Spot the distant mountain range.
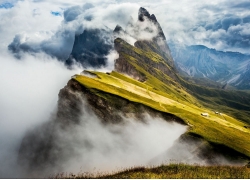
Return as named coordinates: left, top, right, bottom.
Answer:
left=169, top=43, right=250, bottom=89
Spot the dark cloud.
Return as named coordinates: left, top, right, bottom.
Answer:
left=63, top=3, right=94, bottom=22
left=6, top=2, right=139, bottom=62
left=207, top=23, right=250, bottom=50
left=63, top=6, right=83, bottom=22
left=221, top=17, right=241, bottom=30
left=0, top=2, right=14, bottom=9
left=232, top=1, right=250, bottom=9
left=243, top=15, right=250, bottom=23
left=8, top=30, right=75, bottom=60
left=4, top=0, right=250, bottom=59
left=205, top=16, right=243, bottom=31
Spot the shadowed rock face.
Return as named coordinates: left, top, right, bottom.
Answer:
left=138, top=7, right=151, bottom=21
left=113, top=7, right=178, bottom=82
left=138, top=7, right=166, bottom=40
left=66, top=7, right=173, bottom=69
left=66, top=28, right=113, bottom=68
left=114, top=7, right=174, bottom=67
left=136, top=8, right=173, bottom=65
left=114, top=38, right=179, bottom=85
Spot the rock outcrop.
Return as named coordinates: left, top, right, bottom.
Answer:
left=66, top=28, right=113, bottom=68
left=114, top=38, right=180, bottom=86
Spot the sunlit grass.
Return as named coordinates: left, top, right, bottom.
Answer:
left=74, top=71, right=250, bottom=158
left=53, top=164, right=250, bottom=179
left=72, top=38, right=250, bottom=159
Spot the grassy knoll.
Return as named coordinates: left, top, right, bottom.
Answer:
left=74, top=71, right=250, bottom=158
left=54, top=164, right=250, bottom=179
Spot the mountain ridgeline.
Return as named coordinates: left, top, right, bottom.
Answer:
left=18, top=7, right=250, bottom=178
left=170, top=43, right=250, bottom=90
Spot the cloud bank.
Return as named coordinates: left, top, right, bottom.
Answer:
left=0, top=0, right=249, bottom=178
left=3, top=0, right=250, bottom=57
left=0, top=51, right=82, bottom=178
left=51, top=105, right=187, bottom=176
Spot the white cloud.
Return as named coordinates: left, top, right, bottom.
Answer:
left=0, top=50, right=81, bottom=178
left=55, top=110, right=187, bottom=175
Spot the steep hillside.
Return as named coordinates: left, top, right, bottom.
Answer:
left=72, top=47, right=250, bottom=159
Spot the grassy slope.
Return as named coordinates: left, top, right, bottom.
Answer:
left=72, top=38, right=250, bottom=159
left=116, top=38, right=250, bottom=125
left=62, top=164, right=250, bottom=179
left=103, top=164, right=250, bottom=179
left=181, top=78, right=250, bottom=125
left=74, top=71, right=250, bottom=157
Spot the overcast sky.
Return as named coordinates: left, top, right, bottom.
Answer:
left=0, top=0, right=250, bottom=54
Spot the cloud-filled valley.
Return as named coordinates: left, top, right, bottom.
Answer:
left=0, top=0, right=250, bottom=178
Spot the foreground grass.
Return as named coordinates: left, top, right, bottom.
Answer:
left=54, top=164, right=250, bottom=179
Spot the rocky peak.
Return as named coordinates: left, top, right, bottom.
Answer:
left=113, top=25, right=124, bottom=34
left=138, top=7, right=166, bottom=40
left=150, top=14, right=157, bottom=22
left=138, top=7, right=151, bottom=21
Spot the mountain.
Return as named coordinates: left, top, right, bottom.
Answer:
left=66, top=28, right=113, bottom=68
left=64, top=7, right=174, bottom=69
left=170, top=43, right=250, bottom=89
left=18, top=7, right=250, bottom=177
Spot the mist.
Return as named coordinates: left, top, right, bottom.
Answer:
left=0, top=51, right=82, bottom=178
left=18, top=95, right=188, bottom=178
left=56, top=105, right=187, bottom=175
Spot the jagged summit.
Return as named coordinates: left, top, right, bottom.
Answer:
left=113, top=7, right=172, bottom=67
left=113, top=25, right=124, bottom=34
left=66, top=7, right=170, bottom=68
left=150, top=14, right=157, bottom=22
left=138, top=7, right=160, bottom=24
left=138, top=7, right=166, bottom=40
left=138, top=7, right=151, bottom=21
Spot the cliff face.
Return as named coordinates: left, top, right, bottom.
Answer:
left=136, top=7, right=174, bottom=66
left=112, top=7, right=178, bottom=84
left=114, top=38, right=180, bottom=86
left=66, top=28, right=113, bottom=68
left=18, top=78, right=186, bottom=177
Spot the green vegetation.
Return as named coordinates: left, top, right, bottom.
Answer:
left=73, top=38, right=250, bottom=159
left=74, top=71, right=250, bottom=157
left=54, top=164, right=250, bottom=179
left=180, top=78, right=250, bottom=124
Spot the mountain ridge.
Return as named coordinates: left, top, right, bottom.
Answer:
left=170, top=43, right=250, bottom=89
left=17, top=7, right=250, bottom=177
